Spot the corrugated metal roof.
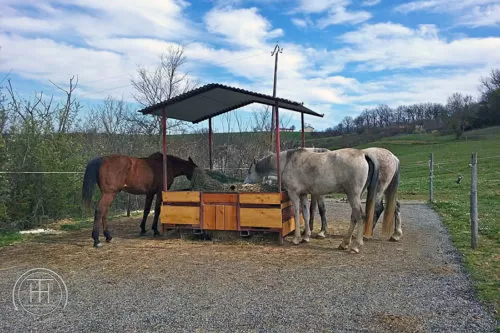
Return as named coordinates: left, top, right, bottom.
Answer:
left=137, top=83, right=324, bottom=123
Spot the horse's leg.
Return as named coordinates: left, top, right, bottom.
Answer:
left=140, top=193, right=154, bottom=235
left=101, top=193, right=115, bottom=243
left=373, top=199, right=384, bottom=231
left=350, top=196, right=365, bottom=254
left=308, top=195, right=317, bottom=234
left=338, top=195, right=363, bottom=252
left=152, top=192, right=162, bottom=236
left=317, top=196, right=327, bottom=239
left=301, top=194, right=311, bottom=243
left=92, top=193, right=114, bottom=247
left=390, top=201, right=403, bottom=241
left=289, top=192, right=302, bottom=245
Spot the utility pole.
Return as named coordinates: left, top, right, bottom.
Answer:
left=270, top=43, right=283, bottom=151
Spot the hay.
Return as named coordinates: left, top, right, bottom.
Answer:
left=190, top=168, right=278, bottom=193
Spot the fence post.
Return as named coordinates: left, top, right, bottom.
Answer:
left=429, top=152, right=434, bottom=203
left=127, top=194, right=131, bottom=217
left=470, top=152, right=478, bottom=249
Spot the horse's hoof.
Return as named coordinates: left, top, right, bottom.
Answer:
left=317, top=231, right=326, bottom=239
left=292, top=237, right=301, bottom=245
left=153, top=231, right=161, bottom=237
left=105, top=236, right=112, bottom=243
left=301, top=237, right=310, bottom=243
left=94, top=242, right=102, bottom=248
left=389, top=236, right=401, bottom=242
left=338, top=242, right=349, bottom=250
left=140, top=230, right=147, bottom=236
left=350, top=247, right=360, bottom=254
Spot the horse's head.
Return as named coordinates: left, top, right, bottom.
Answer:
left=184, top=156, right=198, bottom=180
left=244, top=158, right=264, bottom=184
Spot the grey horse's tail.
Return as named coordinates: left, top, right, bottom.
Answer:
left=383, top=159, right=400, bottom=235
left=82, top=157, right=103, bottom=209
left=364, top=154, right=380, bottom=235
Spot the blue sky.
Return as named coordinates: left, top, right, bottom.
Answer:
left=1, top=0, right=499, bottom=132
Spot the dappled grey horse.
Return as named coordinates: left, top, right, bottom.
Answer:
left=246, top=148, right=386, bottom=253
left=244, top=148, right=329, bottom=238
left=309, top=147, right=403, bottom=241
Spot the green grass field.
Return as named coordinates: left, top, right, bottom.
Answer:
left=351, top=127, right=499, bottom=316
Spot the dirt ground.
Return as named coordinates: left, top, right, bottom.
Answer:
left=0, top=201, right=497, bottom=332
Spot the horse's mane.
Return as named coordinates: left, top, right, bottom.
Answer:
left=255, top=154, right=273, bottom=173
left=147, top=152, right=188, bottom=164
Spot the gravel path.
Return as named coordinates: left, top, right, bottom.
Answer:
left=0, top=201, right=497, bottom=332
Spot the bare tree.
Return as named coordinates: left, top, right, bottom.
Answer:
left=130, top=45, right=198, bottom=134
left=49, top=75, right=81, bottom=133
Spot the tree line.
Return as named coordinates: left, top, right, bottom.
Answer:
left=325, top=69, right=500, bottom=139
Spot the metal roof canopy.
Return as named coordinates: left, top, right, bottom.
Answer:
left=138, top=83, right=323, bottom=123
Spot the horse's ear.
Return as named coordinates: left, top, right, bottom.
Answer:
left=188, top=156, right=194, bottom=164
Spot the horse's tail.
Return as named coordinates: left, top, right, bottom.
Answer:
left=364, top=153, right=379, bottom=236
left=382, top=159, right=400, bottom=237
left=82, top=157, right=103, bottom=209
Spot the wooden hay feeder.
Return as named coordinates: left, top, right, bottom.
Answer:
left=138, top=83, right=323, bottom=243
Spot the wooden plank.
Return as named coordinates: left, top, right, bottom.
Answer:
left=240, top=208, right=282, bottom=228
left=282, top=216, right=296, bottom=236
left=163, top=191, right=200, bottom=203
left=239, top=193, right=281, bottom=205
left=203, top=193, right=238, bottom=204
left=161, top=206, right=199, bottom=224
left=203, top=205, right=216, bottom=230
left=224, top=205, right=237, bottom=230
left=215, top=205, right=225, bottom=230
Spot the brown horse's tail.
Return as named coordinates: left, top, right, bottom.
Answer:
left=364, top=153, right=379, bottom=236
left=382, top=159, right=400, bottom=237
left=82, top=157, right=103, bottom=209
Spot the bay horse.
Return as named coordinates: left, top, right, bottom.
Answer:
left=309, top=147, right=402, bottom=241
left=82, top=152, right=197, bottom=247
left=246, top=148, right=384, bottom=253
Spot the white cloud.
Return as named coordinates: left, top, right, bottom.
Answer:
left=460, top=4, right=500, bottom=27
left=293, top=0, right=372, bottom=27
left=294, top=0, right=348, bottom=14
left=395, top=0, right=500, bottom=27
left=334, top=22, right=500, bottom=71
left=317, top=7, right=372, bottom=27
left=291, top=18, right=309, bottom=28
left=362, top=0, right=381, bottom=6
left=204, top=7, right=283, bottom=48
left=0, top=0, right=197, bottom=41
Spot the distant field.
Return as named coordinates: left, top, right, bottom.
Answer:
left=352, top=127, right=500, bottom=315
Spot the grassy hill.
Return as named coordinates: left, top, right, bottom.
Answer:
left=347, top=127, right=499, bottom=315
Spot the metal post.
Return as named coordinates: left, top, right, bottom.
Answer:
left=208, top=117, right=213, bottom=170
left=470, top=152, right=478, bottom=249
left=429, top=153, right=434, bottom=203
left=270, top=43, right=282, bottom=151
left=162, top=108, right=168, bottom=192
left=301, top=112, right=305, bottom=148
left=126, top=194, right=131, bottom=217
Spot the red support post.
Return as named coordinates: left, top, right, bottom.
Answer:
left=275, top=105, right=281, bottom=193
left=301, top=112, right=305, bottom=148
left=208, top=117, right=213, bottom=170
left=162, top=108, right=168, bottom=192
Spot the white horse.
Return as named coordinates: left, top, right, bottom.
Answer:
left=246, top=148, right=387, bottom=253
left=244, top=148, right=329, bottom=234
left=309, top=147, right=402, bottom=241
